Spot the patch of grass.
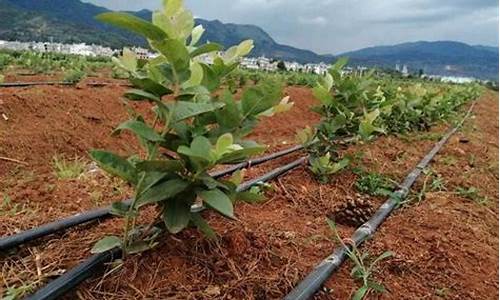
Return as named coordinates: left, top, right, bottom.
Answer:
left=440, top=155, right=458, bottom=166
left=52, top=155, right=86, bottom=179
left=355, top=172, right=395, bottom=197
left=89, top=190, right=103, bottom=206
left=0, top=193, right=37, bottom=217
left=405, top=170, right=446, bottom=204
left=456, top=186, right=489, bottom=205
left=2, top=283, right=36, bottom=300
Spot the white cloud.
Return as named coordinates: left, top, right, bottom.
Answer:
left=298, top=16, right=328, bottom=26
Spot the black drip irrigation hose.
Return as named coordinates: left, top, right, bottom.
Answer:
left=0, top=81, right=74, bottom=87
left=24, top=156, right=307, bottom=300
left=284, top=102, right=476, bottom=300
left=0, top=200, right=130, bottom=252
left=0, top=144, right=305, bottom=252
left=25, top=248, right=122, bottom=300
left=210, top=144, right=304, bottom=178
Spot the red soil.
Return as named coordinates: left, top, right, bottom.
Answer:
left=0, top=79, right=497, bottom=300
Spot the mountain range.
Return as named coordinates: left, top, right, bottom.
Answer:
left=0, top=0, right=498, bottom=80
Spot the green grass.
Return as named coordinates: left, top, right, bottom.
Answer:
left=52, top=155, right=86, bottom=179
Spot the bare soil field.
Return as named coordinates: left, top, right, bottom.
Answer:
left=0, top=79, right=497, bottom=299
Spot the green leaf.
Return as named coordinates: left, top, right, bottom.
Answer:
left=152, top=39, right=191, bottom=81
left=237, top=40, right=254, bottom=57
left=137, top=171, right=169, bottom=197
left=326, top=217, right=338, bottom=232
left=89, top=150, right=137, bottom=184
left=368, top=281, right=386, bottom=293
left=191, top=43, right=223, bottom=58
left=129, top=78, right=173, bottom=97
left=190, top=25, right=205, bottom=46
left=358, top=109, right=383, bottom=140
left=91, top=236, right=122, bottom=254
left=241, top=83, right=282, bottom=116
left=115, top=120, right=164, bottom=142
left=183, top=62, right=204, bottom=88
left=177, top=136, right=214, bottom=161
left=190, top=212, right=217, bottom=239
left=372, top=251, right=394, bottom=265
left=312, top=84, right=333, bottom=106
left=215, top=133, right=234, bottom=155
left=332, top=56, right=349, bottom=71
left=215, top=91, right=242, bottom=130
left=332, top=158, right=350, bottom=173
left=110, top=201, right=131, bottom=217
left=352, top=286, right=369, bottom=300
left=113, top=48, right=137, bottom=72
left=164, top=0, right=183, bottom=16
left=237, top=191, right=266, bottom=203
left=198, top=188, right=234, bottom=218
left=167, top=101, right=225, bottom=123
left=319, top=72, right=334, bottom=91
left=229, top=169, right=245, bottom=186
left=96, top=12, right=167, bottom=41
left=135, top=160, right=184, bottom=173
left=124, top=89, right=161, bottom=102
left=222, top=40, right=254, bottom=63
left=154, top=4, right=194, bottom=40
left=217, top=143, right=266, bottom=164
left=136, top=179, right=189, bottom=206
left=163, top=197, right=191, bottom=233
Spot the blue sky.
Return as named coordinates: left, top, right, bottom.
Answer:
left=85, top=0, right=499, bottom=54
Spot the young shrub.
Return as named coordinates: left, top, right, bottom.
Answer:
left=63, top=69, right=86, bottom=83
left=309, top=153, right=349, bottom=183
left=90, top=0, right=291, bottom=254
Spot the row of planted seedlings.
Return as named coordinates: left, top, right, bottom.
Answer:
left=5, top=1, right=482, bottom=298
left=289, top=59, right=481, bottom=298
left=0, top=50, right=113, bottom=84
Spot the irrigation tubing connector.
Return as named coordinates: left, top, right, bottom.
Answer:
left=23, top=156, right=307, bottom=300
left=284, top=102, right=476, bottom=300
left=0, top=81, right=74, bottom=87
left=0, top=144, right=306, bottom=252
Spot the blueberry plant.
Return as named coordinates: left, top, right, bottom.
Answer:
left=89, top=0, right=291, bottom=254
left=302, top=57, right=481, bottom=183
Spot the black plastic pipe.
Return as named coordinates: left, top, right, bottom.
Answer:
left=0, top=200, right=131, bottom=252
left=0, top=145, right=306, bottom=252
left=211, top=144, right=304, bottom=178
left=284, top=102, right=476, bottom=300
left=25, top=247, right=122, bottom=300
left=236, top=156, right=307, bottom=192
left=0, top=81, right=74, bottom=87
left=24, top=156, right=307, bottom=300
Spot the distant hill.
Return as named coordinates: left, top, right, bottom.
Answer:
left=0, top=0, right=497, bottom=79
left=339, top=41, right=498, bottom=80
left=0, top=0, right=327, bottom=63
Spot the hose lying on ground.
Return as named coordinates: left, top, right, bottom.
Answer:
left=0, top=81, right=74, bottom=87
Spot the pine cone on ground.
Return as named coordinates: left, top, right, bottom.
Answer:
left=328, top=194, right=375, bottom=227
